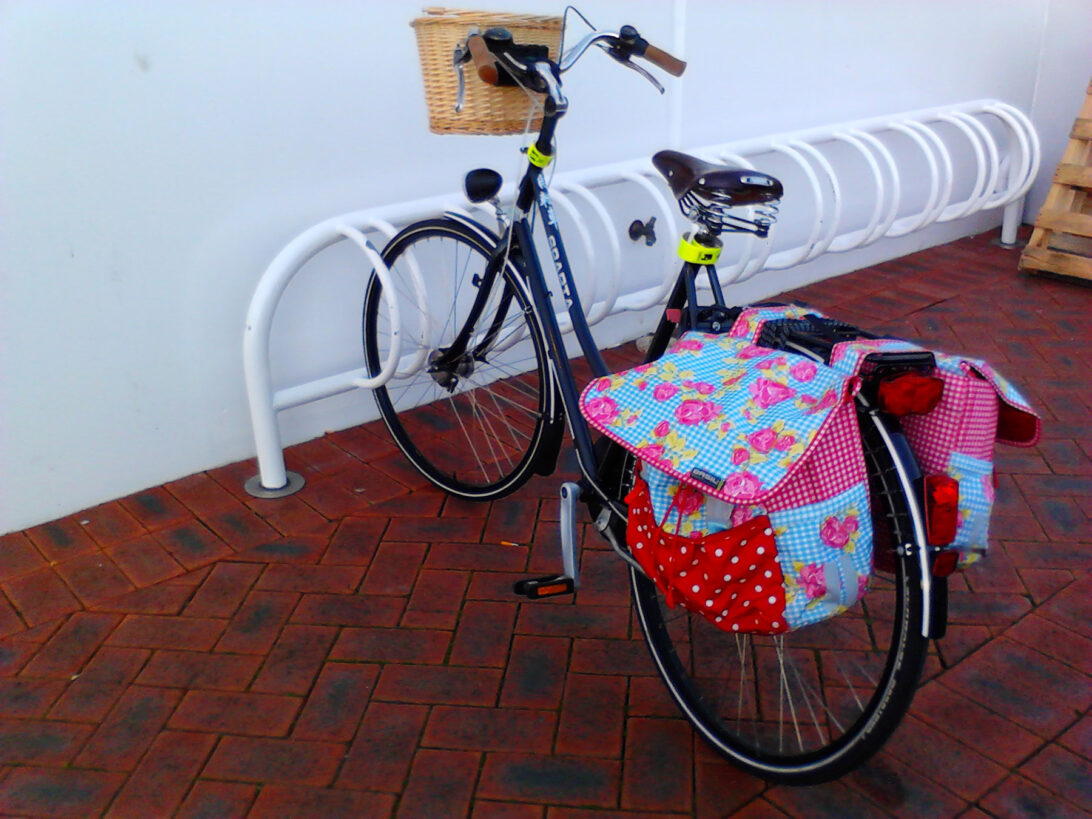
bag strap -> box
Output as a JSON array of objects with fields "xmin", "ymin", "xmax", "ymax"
[
  {"xmin": 658, "ymin": 490, "xmax": 687, "ymax": 535},
  {"xmin": 658, "ymin": 484, "xmax": 710, "ymax": 537}
]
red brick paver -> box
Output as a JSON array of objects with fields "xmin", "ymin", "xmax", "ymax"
[{"xmin": 0, "ymin": 227, "xmax": 1089, "ymax": 816}]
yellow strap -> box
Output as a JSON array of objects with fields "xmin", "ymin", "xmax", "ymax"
[
  {"xmin": 677, "ymin": 233, "xmax": 722, "ymax": 264},
  {"xmin": 527, "ymin": 144, "xmax": 553, "ymax": 168}
]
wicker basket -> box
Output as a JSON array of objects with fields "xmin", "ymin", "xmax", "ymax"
[{"xmin": 411, "ymin": 7, "xmax": 563, "ymax": 135}]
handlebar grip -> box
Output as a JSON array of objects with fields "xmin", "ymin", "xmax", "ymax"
[
  {"xmin": 641, "ymin": 43, "xmax": 686, "ymax": 77},
  {"xmin": 467, "ymin": 34, "xmax": 499, "ymax": 84}
]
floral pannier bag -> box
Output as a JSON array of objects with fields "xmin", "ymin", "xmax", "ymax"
[
  {"xmin": 826, "ymin": 340, "xmax": 1040, "ymax": 565},
  {"xmin": 580, "ymin": 329, "xmax": 874, "ymax": 635},
  {"xmin": 746, "ymin": 305, "xmax": 1042, "ymax": 566},
  {"xmin": 579, "ymin": 305, "xmax": 1040, "ymax": 635}
]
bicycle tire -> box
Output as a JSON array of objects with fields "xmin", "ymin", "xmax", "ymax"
[
  {"xmin": 363, "ymin": 218, "xmax": 553, "ymax": 500},
  {"xmin": 628, "ymin": 406, "xmax": 929, "ymax": 784}
]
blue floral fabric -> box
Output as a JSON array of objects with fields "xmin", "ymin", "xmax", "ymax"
[
  {"xmin": 947, "ymin": 452, "xmax": 995, "ymax": 563},
  {"xmin": 580, "ymin": 332, "xmax": 853, "ymax": 505}
]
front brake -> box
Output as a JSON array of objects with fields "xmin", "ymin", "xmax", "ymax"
[{"xmin": 451, "ymin": 34, "xmax": 475, "ymax": 112}]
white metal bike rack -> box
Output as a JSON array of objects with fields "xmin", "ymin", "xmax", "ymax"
[{"xmin": 243, "ymin": 100, "xmax": 1039, "ymax": 496}]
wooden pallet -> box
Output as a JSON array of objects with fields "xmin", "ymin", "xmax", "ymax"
[{"xmin": 1020, "ymin": 79, "xmax": 1092, "ymax": 281}]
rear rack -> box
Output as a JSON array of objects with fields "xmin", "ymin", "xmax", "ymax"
[
  {"xmin": 757, "ymin": 313, "xmax": 937, "ymax": 400},
  {"xmin": 758, "ymin": 313, "xmax": 878, "ymax": 362}
]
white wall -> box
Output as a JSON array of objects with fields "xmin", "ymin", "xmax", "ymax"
[
  {"xmin": 1, "ymin": 0, "xmax": 1089, "ymax": 534},
  {"xmin": 1025, "ymin": 0, "xmax": 1092, "ymax": 218}
]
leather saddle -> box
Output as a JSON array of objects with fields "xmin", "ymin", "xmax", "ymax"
[{"xmin": 652, "ymin": 150, "xmax": 782, "ymax": 206}]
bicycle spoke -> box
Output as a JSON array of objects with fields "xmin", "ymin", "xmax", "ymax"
[
  {"xmin": 789, "ymin": 659, "xmax": 829, "ymax": 748},
  {"xmin": 480, "ymin": 387, "xmax": 534, "ymax": 453},
  {"xmin": 363, "ymin": 221, "xmax": 549, "ymax": 498},
  {"xmin": 774, "ymin": 637, "xmax": 805, "ymax": 753},
  {"xmin": 448, "ymin": 393, "xmax": 493, "ymax": 480},
  {"xmin": 735, "ymin": 633, "xmax": 751, "ymax": 733},
  {"xmin": 466, "ymin": 389, "xmax": 512, "ymax": 475},
  {"xmin": 465, "ymin": 401, "xmax": 536, "ymax": 443},
  {"xmin": 630, "ymin": 408, "xmax": 928, "ymax": 783},
  {"xmin": 458, "ymin": 373, "xmax": 541, "ymax": 418}
]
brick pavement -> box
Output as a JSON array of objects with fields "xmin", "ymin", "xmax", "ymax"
[{"xmin": 0, "ymin": 227, "xmax": 1088, "ymax": 817}]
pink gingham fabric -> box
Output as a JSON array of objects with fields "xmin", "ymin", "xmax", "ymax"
[
  {"xmin": 901, "ymin": 367, "xmax": 999, "ymax": 474},
  {"xmin": 769, "ymin": 306, "xmax": 1042, "ymax": 562}
]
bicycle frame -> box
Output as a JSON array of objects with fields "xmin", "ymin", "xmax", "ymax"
[
  {"xmin": 436, "ymin": 46, "xmax": 707, "ymax": 515},
  {"xmin": 370, "ymin": 29, "xmax": 959, "ymax": 780},
  {"xmin": 451, "ymin": 162, "xmax": 723, "ymax": 524},
  {"xmin": 442, "ymin": 111, "xmax": 945, "ymax": 632}
]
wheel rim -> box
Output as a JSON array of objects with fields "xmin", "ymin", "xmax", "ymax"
[
  {"xmin": 633, "ymin": 563, "xmax": 910, "ymax": 771},
  {"xmin": 629, "ymin": 410, "xmax": 926, "ymax": 782},
  {"xmin": 364, "ymin": 225, "xmax": 549, "ymax": 497}
]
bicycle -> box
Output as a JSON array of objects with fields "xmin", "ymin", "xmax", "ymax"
[{"xmin": 361, "ymin": 16, "xmax": 939, "ymax": 785}]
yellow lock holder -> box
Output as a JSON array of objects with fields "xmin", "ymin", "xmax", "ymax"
[
  {"xmin": 677, "ymin": 233, "xmax": 723, "ymax": 265},
  {"xmin": 527, "ymin": 144, "xmax": 553, "ymax": 168}
]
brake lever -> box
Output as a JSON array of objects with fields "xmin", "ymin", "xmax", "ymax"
[
  {"xmin": 624, "ymin": 57, "xmax": 665, "ymax": 94},
  {"xmin": 595, "ymin": 42, "xmax": 665, "ymax": 94},
  {"xmin": 452, "ymin": 39, "xmax": 472, "ymax": 113}
]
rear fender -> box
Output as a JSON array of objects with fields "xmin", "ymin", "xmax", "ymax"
[{"xmin": 871, "ymin": 419, "xmax": 946, "ymax": 639}]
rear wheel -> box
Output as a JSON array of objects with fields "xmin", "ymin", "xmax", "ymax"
[
  {"xmin": 629, "ymin": 408, "xmax": 929, "ymax": 784},
  {"xmin": 362, "ymin": 219, "xmax": 552, "ymax": 500}
]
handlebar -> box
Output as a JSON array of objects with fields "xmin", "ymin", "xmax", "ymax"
[
  {"xmin": 467, "ymin": 34, "xmax": 499, "ymax": 85},
  {"xmin": 453, "ymin": 22, "xmax": 685, "ymax": 114},
  {"xmin": 559, "ymin": 25, "xmax": 686, "ymax": 78},
  {"xmin": 641, "ymin": 42, "xmax": 686, "ymax": 77}
]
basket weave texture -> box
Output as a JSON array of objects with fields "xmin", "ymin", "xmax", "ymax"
[{"xmin": 411, "ymin": 7, "xmax": 562, "ymax": 135}]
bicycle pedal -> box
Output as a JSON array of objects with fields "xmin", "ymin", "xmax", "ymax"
[{"xmin": 513, "ymin": 575, "xmax": 575, "ymax": 599}]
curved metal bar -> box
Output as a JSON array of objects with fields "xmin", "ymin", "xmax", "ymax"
[
  {"xmin": 764, "ymin": 142, "xmax": 824, "ymax": 270},
  {"xmin": 984, "ymin": 102, "xmax": 1040, "ymax": 243},
  {"xmin": 336, "ymin": 225, "xmax": 403, "ymax": 389},
  {"xmin": 850, "ymin": 128, "xmax": 901, "ymax": 244},
  {"xmin": 556, "ymin": 179, "xmax": 623, "ymax": 324},
  {"xmin": 995, "ymin": 101, "xmax": 1041, "ymax": 198},
  {"xmin": 355, "ymin": 217, "xmax": 433, "ymax": 378},
  {"xmin": 936, "ymin": 113, "xmax": 988, "ymax": 222},
  {"xmin": 827, "ymin": 131, "xmax": 885, "ymax": 252},
  {"xmin": 243, "ymin": 99, "xmax": 1040, "ymax": 493},
  {"xmin": 952, "ymin": 111, "xmax": 1000, "ymax": 215},
  {"xmin": 245, "ymin": 249, "xmax": 327, "ymax": 489},
  {"xmin": 884, "ymin": 121, "xmax": 941, "ymax": 237},
  {"xmin": 982, "ymin": 103, "xmax": 1034, "ymax": 206},
  {"xmin": 789, "ymin": 139, "xmax": 843, "ymax": 263},
  {"xmin": 906, "ymin": 120, "xmax": 955, "ymax": 225}
]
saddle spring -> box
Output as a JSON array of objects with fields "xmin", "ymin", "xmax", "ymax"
[{"xmin": 678, "ymin": 190, "xmax": 780, "ymax": 238}]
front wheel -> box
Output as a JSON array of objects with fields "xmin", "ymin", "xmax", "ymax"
[
  {"xmin": 629, "ymin": 408, "xmax": 930, "ymax": 784},
  {"xmin": 363, "ymin": 218, "xmax": 553, "ymax": 500}
]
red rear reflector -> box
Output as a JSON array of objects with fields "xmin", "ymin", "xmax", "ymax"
[
  {"xmin": 932, "ymin": 550, "xmax": 959, "ymax": 577},
  {"xmin": 877, "ymin": 373, "xmax": 944, "ymax": 416},
  {"xmin": 924, "ymin": 475, "xmax": 959, "ymax": 545}
]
